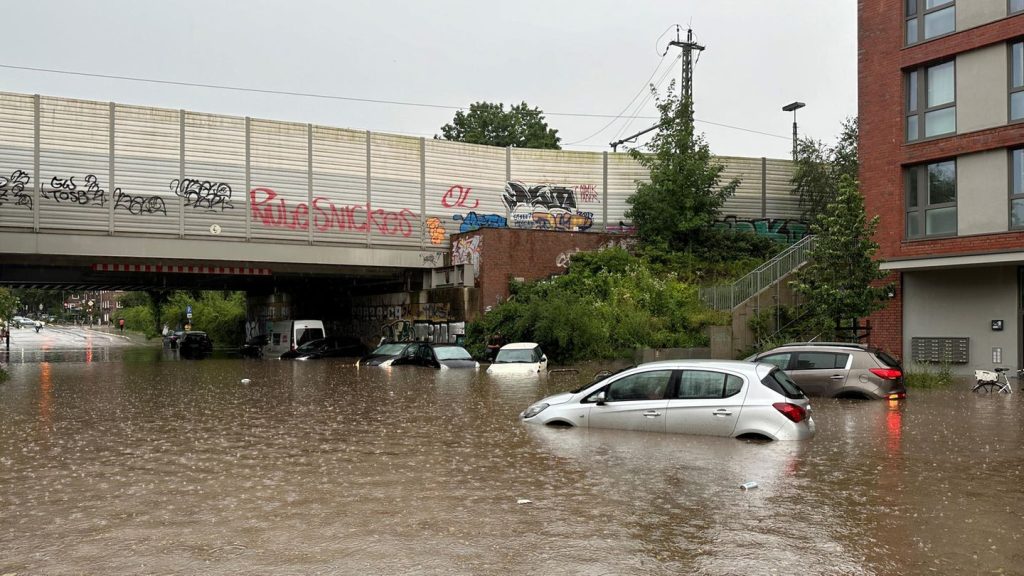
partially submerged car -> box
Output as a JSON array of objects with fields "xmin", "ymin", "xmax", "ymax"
[
  {"xmin": 520, "ymin": 360, "xmax": 815, "ymax": 441},
  {"xmin": 380, "ymin": 342, "xmax": 479, "ymax": 370},
  {"xmin": 749, "ymin": 342, "xmax": 906, "ymax": 400},
  {"xmin": 177, "ymin": 331, "xmax": 213, "ymax": 358},
  {"xmin": 280, "ymin": 335, "xmax": 368, "ymax": 360},
  {"xmin": 486, "ymin": 342, "xmax": 547, "ymax": 374},
  {"xmin": 357, "ymin": 342, "xmax": 411, "ymax": 367}
]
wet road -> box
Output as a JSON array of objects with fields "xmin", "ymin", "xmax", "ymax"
[{"xmin": 1, "ymin": 348, "xmax": 1023, "ymax": 575}]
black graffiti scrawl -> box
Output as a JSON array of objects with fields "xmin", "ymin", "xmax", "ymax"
[{"xmin": 0, "ymin": 169, "xmax": 32, "ymax": 210}]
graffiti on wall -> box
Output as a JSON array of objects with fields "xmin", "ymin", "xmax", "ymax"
[
  {"xmin": 0, "ymin": 169, "xmax": 32, "ymax": 210},
  {"xmin": 46, "ymin": 175, "xmax": 109, "ymax": 208},
  {"xmin": 452, "ymin": 235, "xmax": 482, "ymax": 278},
  {"xmin": 426, "ymin": 217, "xmax": 446, "ymax": 245},
  {"xmin": 249, "ymin": 187, "xmax": 416, "ymax": 236},
  {"xmin": 713, "ymin": 216, "xmax": 810, "ymax": 244},
  {"xmin": 503, "ymin": 181, "xmax": 593, "ymax": 232},
  {"xmin": 555, "ymin": 237, "xmax": 640, "ymax": 268},
  {"xmin": 444, "ymin": 181, "xmax": 597, "ymax": 234},
  {"xmin": 171, "ymin": 178, "xmax": 235, "ymax": 212},
  {"xmin": 114, "ymin": 190, "xmax": 167, "ymax": 216}
]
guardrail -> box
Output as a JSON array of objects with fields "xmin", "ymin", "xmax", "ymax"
[{"xmin": 699, "ymin": 235, "xmax": 816, "ymax": 311}]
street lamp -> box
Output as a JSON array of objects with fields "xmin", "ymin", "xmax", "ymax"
[{"xmin": 782, "ymin": 101, "xmax": 806, "ymax": 161}]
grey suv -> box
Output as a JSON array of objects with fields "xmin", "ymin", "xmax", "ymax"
[{"xmin": 750, "ymin": 342, "xmax": 906, "ymax": 400}]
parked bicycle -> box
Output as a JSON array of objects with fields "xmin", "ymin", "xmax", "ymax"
[{"xmin": 972, "ymin": 368, "xmax": 1022, "ymax": 394}]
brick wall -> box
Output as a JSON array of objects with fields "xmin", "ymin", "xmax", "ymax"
[
  {"xmin": 859, "ymin": 1, "xmax": 1024, "ymax": 359},
  {"xmin": 460, "ymin": 228, "xmax": 633, "ymax": 318}
]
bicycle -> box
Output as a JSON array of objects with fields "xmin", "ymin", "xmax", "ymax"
[{"xmin": 972, "ymin": 368, "xmax": 1021, "ymax": 394}]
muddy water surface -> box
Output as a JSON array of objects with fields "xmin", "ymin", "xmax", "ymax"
[{"xmin": 1, "ymin": 355, "xmax": 1022, "ymax": 575}]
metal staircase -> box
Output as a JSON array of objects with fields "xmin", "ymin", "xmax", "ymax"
[{"xmin": 699, "ymin": 235, "xmax": 816, "ymax": 311}]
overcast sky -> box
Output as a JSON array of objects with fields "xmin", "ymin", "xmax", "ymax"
[{"xmin": 1, "ymin": 0, "xmax": 856, "ymax": 159}]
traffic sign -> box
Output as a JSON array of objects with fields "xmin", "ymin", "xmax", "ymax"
[{"xmin": 186, "ymin": 304, "xmax": 193, "ymax": 319}]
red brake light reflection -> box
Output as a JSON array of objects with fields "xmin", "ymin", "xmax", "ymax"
[
  {"xmin": 869, "ymin": 368, "xmax": 902, "ymax": 380},
  {"xmin": 773, "ymin": 402, "xmax": 807, "ymax": 423}
]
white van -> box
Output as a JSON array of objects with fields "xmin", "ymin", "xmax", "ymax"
[{"xmin": 265, "ymin": 319, "xmax": 326, "ymax": 358}]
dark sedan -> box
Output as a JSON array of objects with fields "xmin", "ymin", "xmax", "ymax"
[
  {"xmin": 357, "ymin": 342, "xmax": 412, "ymax": 367},
  {"xmin": 386, "ymin": 343, "xmax": 479, "ymax": 370},
  {"xmin": 280, "ymin": 335, "xmax": 368, "ymax": 360},
  {"xmin": 178, "ymin": 331, "xmax": 213, "ymax": 358}
]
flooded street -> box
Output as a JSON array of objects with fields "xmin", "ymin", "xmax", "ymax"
[{"xmin": 1, "ymin": 344, "xmax": 1023, "ymax": 574}]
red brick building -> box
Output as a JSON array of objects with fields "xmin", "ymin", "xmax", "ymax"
[{"xmin": 860, "ymin": 0, "xmax": 1024, "ymax": 372}]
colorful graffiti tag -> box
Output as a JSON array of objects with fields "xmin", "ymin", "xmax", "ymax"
[
  {"xmin": 503, "ymin": 181, "xmax": 593, "ymax": 232},
  {"xmin": 452, "ymin": 235, "xmax": 482, "ymax": 278},
  {"xmin": 714, "ymin": 216, "xmax": 810, "ymax": 244}
]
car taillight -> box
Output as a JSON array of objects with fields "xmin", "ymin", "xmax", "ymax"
[
  {"xmin": 869, "ymin": 368, "xmax": 902, "ymax": 380},
  {"xmin": 773, "ymin": 402, "xmax": 807, "ymax": 423},
  {"xmin": 886, "ymin": 392, "xmax": 907, "ymax": 400}
]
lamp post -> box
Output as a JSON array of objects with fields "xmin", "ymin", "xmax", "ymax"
[{"xmin": 782, "ymin": 101, "xmax": 806, "ymax": 160}]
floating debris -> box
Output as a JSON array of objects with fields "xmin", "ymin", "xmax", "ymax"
[{"xmin": 740, "ymin": 481, "xmax": 759, "ymax": 490}]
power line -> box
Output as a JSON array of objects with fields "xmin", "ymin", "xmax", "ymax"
[
  {"xmin": 0, "ymin": 63, "xmax": 658, "ymax": 120},
  {"xmin": 0, "ymin": 62, "xmax": 791, "ymax": 142}
]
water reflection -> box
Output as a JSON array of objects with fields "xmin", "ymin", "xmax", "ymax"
[{"xmin": 0, "ymin": 357, "xmax": 1021, "ymax": 574}]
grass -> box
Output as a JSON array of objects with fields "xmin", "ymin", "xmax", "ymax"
[{"xmin": 903, "ymin": 362, "xmax": 955, "ymax": 389}]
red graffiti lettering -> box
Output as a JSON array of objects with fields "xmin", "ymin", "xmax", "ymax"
[
  {"xmin": 441, "ymin": 184, "xmax": 479, "ymax": 209},
  {"xmin": 258, "ymin": 188, "xmax": 416, "ymax": 237}
]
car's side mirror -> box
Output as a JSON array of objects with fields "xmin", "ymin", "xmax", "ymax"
[
  {"xmin": 595, "ymin": 391, "xmax": 607, "ymax": 405},
  {"xmin": 541, "ymin": 355, "xmax": 547, "ymax": 362}
]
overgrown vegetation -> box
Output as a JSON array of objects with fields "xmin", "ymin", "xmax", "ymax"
[
  {"xmin": 437, "ymin": 101, "xmax": 561, "ymax": 150},
  {"xmin": 465, "ymin": 248, "xmax": 728, "ymax": 363},
  {"xmin": 116, "ymin": 291, "xmax": 246, "ymax": 346},
  {"xmin": 904, "ymin": 362, "xmax": 955, "ymax": 389},
  {"xmin": 792, "ymin": 117, "xmax": 858, "ymax": 225}
]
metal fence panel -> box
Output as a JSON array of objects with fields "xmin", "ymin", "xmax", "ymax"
[
  {"xmin": 249, "ymin": 119, "xmax": 309, "ymax": 243},
  {"xmin": 765, "ymin": 158, "xmax": 800, "ymax": 219},
  {"xmin": 717, "ymin": 155, "xmax": 765, "ymax": 219},
  {"xmin": 0, "ymin": 93, "xmax": 35, "ymax": 229},
  {"xmin": 38, "ymin": 96, "xmax": 110, "ymax": 233},
  {"xmin": 183, "ymin": 111, "xmax": 247, "ymax": 239},
  {"xmin": 113, "ymin": 104, "xmax": 180, "ymax": 236},
  {"xmin": 424, "ymin": 139, "xmax": 506, "ymax": 247},
  {"xmin": 311, "ymin": 126, "xmax": 369, "ymax": 245},
  {"xmin": 369, "ymin": 132, "xmax": 421, "ymax": 247},
  {"xmin": 509, "ymin": 148, "xmax": 603, "ymax": 232},
  {"xmin": 606, "ymin": 152, "xmax": 647, "ymax": 231}
]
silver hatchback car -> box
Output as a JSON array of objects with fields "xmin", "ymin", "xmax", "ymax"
[{"xmin": 520, "ymin": 360, "xmax": 815, "ymax": 441}]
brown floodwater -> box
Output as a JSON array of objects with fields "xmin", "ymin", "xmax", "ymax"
[{"xmin": 1, "ymin": 352, "xmax": 1022, "ymax": 575}]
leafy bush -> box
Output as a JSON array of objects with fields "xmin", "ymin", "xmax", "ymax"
[
  {"xmin": 119, "ymin": 303, "xmax": 158, "ymax": 339},
  {"xmin": 466, "ymin": 247, "xmax": 728, "ymax": 363},
  {"xmin": 161, "ymin": 291, "xmax": 246, "ymax": 347}
]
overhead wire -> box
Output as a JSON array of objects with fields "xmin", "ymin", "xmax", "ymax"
[
  {"xmin": 563, "ymin": 52, "xmax": 672, "ymax": 146},
  {"xmin": 611, "ymin": 53, "xmax": 680, "ymax": 143},
  {"xmin": 0, "ymin": 62, "xmax": 790, "ymax": 144}
]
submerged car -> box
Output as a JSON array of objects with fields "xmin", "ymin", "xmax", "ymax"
[
  {"xmin": 381, "ymin": 342, "xmax": 479, "ymax": 370},
  {"xmin": 487, "ymin": 342, "xmax": 548, "ymax": 374},
  {"xmin": 239, "ymin": 334, "xmax": 269, "ymax": 358},
  {"xmin": 357, "ymin": 342, "xmax": 412, "ymax": 367},
  {"xmin": 750, "ymin": 342, "xmax": 906, "ymax": 400},
  {"xmin": 520, "ymin": 360, "xmax": 815, "ymax": 441},
  {"xmin": 177, "ymin": 331, "xmax": 213, "ymax": 358},
  {"xmin": 280, "ymin": 335, "xmax": 368, "ymax": 360}
]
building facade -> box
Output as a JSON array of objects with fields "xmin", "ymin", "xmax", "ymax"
[{"xmin": 860, "ymin": 0, "xmax": 1024, "ymax": 373}]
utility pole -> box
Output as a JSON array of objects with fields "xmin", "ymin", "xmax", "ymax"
[
  {"xmin": 667, "ymin": 26, "xmax": 704, "ymax": 116},
  {"xmin": 610, "ymin": 25, "xmax": 705, "ymax": 151}
]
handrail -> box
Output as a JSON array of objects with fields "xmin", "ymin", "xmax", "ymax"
[{"xmin": 699, "ymin": 235, "xmax": 816, "ymax": 310}]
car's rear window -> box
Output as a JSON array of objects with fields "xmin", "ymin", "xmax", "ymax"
[
  {"xmin": 371, "ymin": 343, "xmax": 407, "ymax": 355},
  {"xmin": 761, "ymin": 369, "xmax": 806, "ymax": 399},
  {"xmin": 874, "ymin": 350, "xmax": 902, "ymax": 369},
  {"xmin": 434, "ymin": 346, "xmax": 473, "ymax": 361}
]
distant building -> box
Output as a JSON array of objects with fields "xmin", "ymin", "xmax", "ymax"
[
  {"xmin": 63, "ymin": 291, "xmax": 124, "ymax": 324},
  {"xmin": 860, "ymin": 1, "xmax": 1024, "ymax": 372}
]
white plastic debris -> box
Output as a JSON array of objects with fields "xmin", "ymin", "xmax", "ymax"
[
  {"xmin": 241, "ymin": 379, "xmax": 251, "ymax": 384},
  {"xmin": 740, "ymin": 481, "xmax": 759, "ymax": 490},
  {"xmin": 516, "ymin": 498, "xmax": 532, "ymax": 504}
]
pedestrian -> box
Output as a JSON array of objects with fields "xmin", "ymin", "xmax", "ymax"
[
  {"xmin": 34, "ymin": 320, "xmax": 42, "ymax": 333},
  {"xmin": 118, "ymin": 318, "xmax": 125, "ymax": 334}
]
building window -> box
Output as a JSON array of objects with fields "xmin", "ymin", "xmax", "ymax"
[
  {"xmin": 906, "ymin": 160, "xmax": 957, "ymax": 238},
  {"xmin": 1012, "ymin": 0, "xmax": 1024, "ymax": 14},
  {"xmin": 906, "ymin": 61, "xmax": 956, "ymax": 141},
  {"xmin": 906, "ymin": 0, "xmax": 955, "ymax": 44},
  {"xmin": 1012, "ymin": 149, "xmax": 1024, "ymax": 228},
  {"xmin": 1012, "ymin": 41, "xmax": 1024, "ymax": 122}
]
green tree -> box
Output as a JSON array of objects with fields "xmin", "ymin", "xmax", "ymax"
[
  {"xmin": 161, "ymin": 291, "xmax": 246, "ymax": 347},
  {"xmin": 0, "ymin": 287, "xmax": 17, "ymax": 321},
  {"xmin": 792, "ymin": 117, "xmax": 858, "ymax": 225},
  {"xmin": 625, "ymin": 86, "xmax": 739, "ymax": 253},
  {"xmin": 438, "ymin": 101, "xmax": 561, "ymax": 149},
  {"xmin": 791, "ymin": 175, "xmax": 890, "ymax": 340}
]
